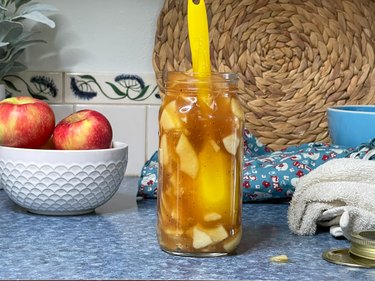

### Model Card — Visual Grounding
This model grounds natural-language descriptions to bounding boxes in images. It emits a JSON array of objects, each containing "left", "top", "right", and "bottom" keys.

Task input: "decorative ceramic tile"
[
  {"left": 146, "top": 105, "right": 160, "bottom": 159},
  {"left": 49, "top": 104, "right": 75, "bottom": 123},
  {"left": 75, "top": 104, "right": 147, "bottom": 176},
  {"left": 65, "top": 73, "right": 161, "bottom": 105},
  {"left": 2, "top": 71, "right": 63, "bottom": 103}
]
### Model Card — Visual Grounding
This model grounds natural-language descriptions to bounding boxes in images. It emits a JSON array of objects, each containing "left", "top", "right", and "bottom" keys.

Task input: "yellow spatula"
[
  {"left": 188, "top": 0, "right": 211, "bottom": 77},
  {"left": 188, "top": 0, "right": 233, "bottom": 218}
]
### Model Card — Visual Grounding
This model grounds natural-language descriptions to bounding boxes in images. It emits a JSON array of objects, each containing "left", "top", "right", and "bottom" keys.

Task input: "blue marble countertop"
[{"left": 1, "top": 177, "right": 374, "bottom": 280}]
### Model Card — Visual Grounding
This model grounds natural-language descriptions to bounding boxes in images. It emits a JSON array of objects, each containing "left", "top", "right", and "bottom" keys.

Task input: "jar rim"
[{"left": 165, "top": 71, "right": 238, "bottom": 82}]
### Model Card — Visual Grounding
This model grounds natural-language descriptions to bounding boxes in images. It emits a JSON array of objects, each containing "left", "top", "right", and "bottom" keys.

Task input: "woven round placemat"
[{"left": 153, "top": 0, "right": 375, "bottom": 149}]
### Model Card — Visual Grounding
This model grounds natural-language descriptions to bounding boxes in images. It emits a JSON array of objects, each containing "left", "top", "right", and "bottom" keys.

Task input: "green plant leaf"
[
  {"left": 0, "top": 47, "right": 5, "bottom": 60},
  {"left": 0, "top": 0, "right": 57, "bottom": 79},
  {"left": 20, "top": 3, "right": 57, "bottom": 14},
  {"left": 0, "top": 20, "right": 23, "bottom": 42},
  {"left": 0, "top": 0, "right": 10, "bottom": 8},
  {"left": 13, "top": 11, "right": 55, "bottom": 28},
  {"left": 6, "top": 60, "right": 26, "bottom": 74},
  {"left": 14, "top": 0, "right": 32, "bottom": 10},
  {"left": 1, "top": 38, "right": 44, "bottom": 63},
  {"left": 0, "top": 61, "right": 18, "bottom": 79},
  {"left": 0, "top": 47, "right": 24, "bottom": 64},
  {"left": 13, "top": 38, "right": 45, "bottom": 49},
  {"left": 13, "top": 30, "right": 35, "bottom": 41}
]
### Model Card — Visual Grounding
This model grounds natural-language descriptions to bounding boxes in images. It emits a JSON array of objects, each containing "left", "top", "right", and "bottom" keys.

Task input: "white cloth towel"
[{"left": 288, "top": 158, "right": 375, "bottom": 240}]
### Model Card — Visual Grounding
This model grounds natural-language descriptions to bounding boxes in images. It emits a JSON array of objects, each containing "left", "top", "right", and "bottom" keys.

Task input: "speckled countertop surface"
[{"left": 0, "top": 176, "right": 374, "bottom": 280}]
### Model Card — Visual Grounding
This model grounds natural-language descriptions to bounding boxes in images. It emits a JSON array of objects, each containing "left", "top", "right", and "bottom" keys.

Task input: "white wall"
[{"left": 24, "top": 0, "right": 165, "bottom": 73}]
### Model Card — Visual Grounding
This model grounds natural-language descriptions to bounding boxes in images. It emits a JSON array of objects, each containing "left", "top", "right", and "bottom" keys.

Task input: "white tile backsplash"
[
  {"left": 50, "top": 104, "right": 75, "bottom": 123},
  {"left": 146, "top": 105, "right": 160, "bottom": 159},
  {"left": 75, "top": 104, "right": 146, "bottom": 176}
]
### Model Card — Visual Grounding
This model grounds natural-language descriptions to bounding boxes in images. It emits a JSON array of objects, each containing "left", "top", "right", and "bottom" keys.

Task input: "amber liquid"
[{"left": 157, "top": 73, "right": 243, "bottom": 256}]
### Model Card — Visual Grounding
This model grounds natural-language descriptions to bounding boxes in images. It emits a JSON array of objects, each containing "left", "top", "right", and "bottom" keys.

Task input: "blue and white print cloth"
[
  {"left": 137, "top": 129, "right": 358, "bottom": 202},
  {"left": 242, "top": 129, "right": 349, "bottom": 201},
  {"left": 137, "top": 151, "right": 159, "bottom": 199}
]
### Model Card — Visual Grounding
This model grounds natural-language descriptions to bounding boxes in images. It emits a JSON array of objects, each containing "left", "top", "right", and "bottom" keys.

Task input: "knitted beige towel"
[{"left": 288, "top": 158, "right": 375, "bottom": 240}]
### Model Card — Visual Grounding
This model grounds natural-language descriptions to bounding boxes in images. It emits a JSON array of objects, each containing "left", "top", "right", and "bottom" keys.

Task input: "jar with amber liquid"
[{"left": 157, "top": 72, "right": 243, "bottom": 257}]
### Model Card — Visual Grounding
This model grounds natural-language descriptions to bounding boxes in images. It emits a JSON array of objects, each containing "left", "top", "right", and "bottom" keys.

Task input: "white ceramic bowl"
[{"left": 0, "top": 141, "right": 128, "bottom": 215}]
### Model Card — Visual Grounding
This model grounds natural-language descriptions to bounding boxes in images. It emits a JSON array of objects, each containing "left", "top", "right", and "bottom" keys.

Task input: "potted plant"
[{"left": 0, "top": 0, "right": 56, "bottom": 99}]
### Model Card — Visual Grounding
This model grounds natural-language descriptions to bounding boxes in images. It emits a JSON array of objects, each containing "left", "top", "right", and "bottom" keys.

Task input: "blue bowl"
[{"left": 327, "top": 105, "right": 375, "bottom": 147}]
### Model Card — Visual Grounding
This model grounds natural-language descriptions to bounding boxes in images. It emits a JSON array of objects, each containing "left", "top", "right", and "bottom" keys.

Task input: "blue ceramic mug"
[{"left": 327, "top": 105, "right": 375, "bottom": 147}]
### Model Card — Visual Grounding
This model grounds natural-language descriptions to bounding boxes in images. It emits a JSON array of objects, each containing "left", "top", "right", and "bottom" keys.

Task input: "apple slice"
[
  {"left": 222, "top": 133, "right": 240, "bottom": 156},
  {"left": 204, "top": 212, "right": 222, "bottom": 222},
  {"left": 160, "top": 101, "right": 182, "bottom": 130},
  {"left": 176, "top": 133, "right": 199, "bottom": 178},
  {"left": 206, "top": 225, "right": 228, "bottom": 243},
  {"left": 231, "top": 98, "right": 245, "bottom": 121},
  {"left": 209, "top": 139, "right": 221, "bottom": 152},
  {"left": 270, "top": 255, "right": 289, "bottom": 263},
  {"left": 192, "top": 226, "right": 213, "bottom": 249},
  {"left": 159, "top": 134, "right": 169, "bottom": 166},
  {"left": 163, "top": 226, "right": 184, "bottom": 236}
]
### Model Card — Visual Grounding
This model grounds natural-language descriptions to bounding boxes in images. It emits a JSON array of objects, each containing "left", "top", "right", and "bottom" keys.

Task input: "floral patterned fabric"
[
  {"left": 242, "top": 132, "right": 350, "bottom": 202},
  {"left": 137, "top": 151, "right": 159, "bottom": 199},
  {"left": 137, "top": 129, "right": 352, "bottom": 202}
]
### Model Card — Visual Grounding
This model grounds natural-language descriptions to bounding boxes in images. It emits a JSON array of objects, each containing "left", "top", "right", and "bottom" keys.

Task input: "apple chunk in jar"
[{"left": 157, "top": 72, "right": 244, "bottom": 256}]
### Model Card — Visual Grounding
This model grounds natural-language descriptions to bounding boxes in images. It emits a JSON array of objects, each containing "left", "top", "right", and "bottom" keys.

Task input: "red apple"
[
  {"left": 0, "top": 96, "right": 55, "bottom": 148},
  {"left": 38, "top": 137, "right": 55, "bottom": 149},
  {"left": 52, "top": 109, "right": 113, "bottom": 150}
]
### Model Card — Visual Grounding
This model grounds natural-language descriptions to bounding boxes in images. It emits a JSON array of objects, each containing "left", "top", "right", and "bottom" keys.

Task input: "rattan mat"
[{"left": 153, "top": 0, "right": 375, "bottom": 149}]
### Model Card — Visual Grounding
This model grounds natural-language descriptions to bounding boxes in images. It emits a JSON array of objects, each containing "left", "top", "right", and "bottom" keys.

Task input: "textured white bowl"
[{"left": 0, "top": 141, "right": 128, "bottom": 215}]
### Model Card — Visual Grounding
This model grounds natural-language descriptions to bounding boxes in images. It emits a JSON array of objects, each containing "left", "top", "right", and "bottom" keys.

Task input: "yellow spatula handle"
[{"left": 188, "top": 0, "right": 211, "bottom": 76}]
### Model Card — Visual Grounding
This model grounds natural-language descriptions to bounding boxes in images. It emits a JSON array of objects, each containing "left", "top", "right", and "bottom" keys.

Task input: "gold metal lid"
[
  {"left": 350, "top": 231, "right": 375, "bottom": 260},
  {"left": 323, "top": 231, "right": 375, "bottom": 268},
  {"left": 323, "top": 248, "right": 375, "bottom": 268}
]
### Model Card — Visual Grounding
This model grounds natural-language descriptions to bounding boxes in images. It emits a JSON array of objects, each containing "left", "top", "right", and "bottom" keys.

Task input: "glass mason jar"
[{"left": 157, "top": 71, "right": 244, "bottom": 257}]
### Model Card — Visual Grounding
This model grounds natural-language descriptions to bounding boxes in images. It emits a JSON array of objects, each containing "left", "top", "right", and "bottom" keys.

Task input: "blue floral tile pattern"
[
  {"left": 2, "top": 71, "right": 63, "bottom": 102},
  {"left": 70, "top": 76, "right": 97, "bottom": 100},
  {"left": 65, "top": 73, "right": 160, "bottom": 104}
]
